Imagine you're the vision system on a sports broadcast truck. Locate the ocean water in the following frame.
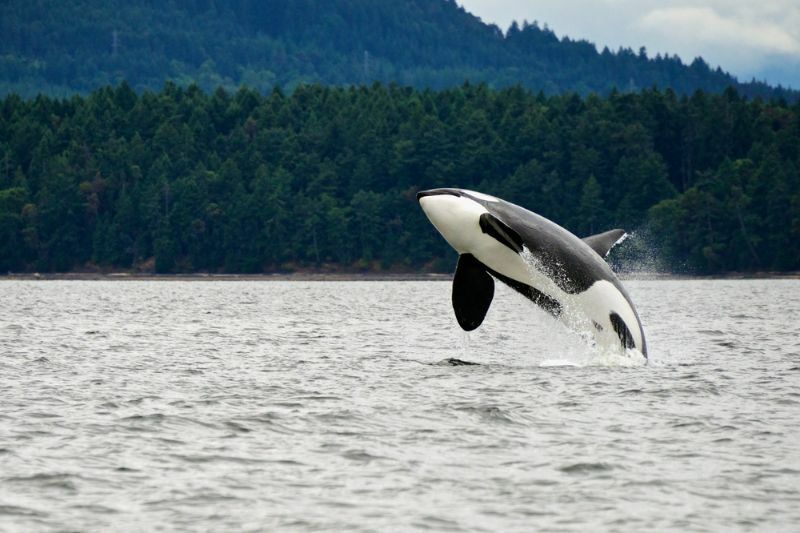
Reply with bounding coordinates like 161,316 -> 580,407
0,279 -> 798,531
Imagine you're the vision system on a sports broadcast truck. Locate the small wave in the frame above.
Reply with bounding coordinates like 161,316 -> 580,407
120,413 -> 220,433
268,402 -> 304,408
0,504 -> 46,517
5,473 -> 79,491
224,421 -> 252,433
435,357 -> 480,366
623,479 -> 667,487
171,454 -> 267,465
559,462 -> 615,474
145,492 -> 242,507
294,395 -> 341,401
539,359 -> 580,367
341,449 -> 384,462
454,404 -> 517,425
671,421 -> 707,430
243,413 -> 294,434
28,412 -> 61,419
767,467 -> 800,475
69,504 -> 119,514
715,340 -> 739,348
775,398 -> 799,405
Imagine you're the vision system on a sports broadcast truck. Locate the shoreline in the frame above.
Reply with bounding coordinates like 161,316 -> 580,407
1,271 -> 799,281
0,271 -> 452,282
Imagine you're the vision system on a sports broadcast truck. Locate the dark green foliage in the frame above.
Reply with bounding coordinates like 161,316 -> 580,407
0,0 -> 796,100
0,83 -> 798,274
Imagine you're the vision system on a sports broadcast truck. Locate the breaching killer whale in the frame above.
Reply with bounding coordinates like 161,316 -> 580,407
417,188 -> 647,357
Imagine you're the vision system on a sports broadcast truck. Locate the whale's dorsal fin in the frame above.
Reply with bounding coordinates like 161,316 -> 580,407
452,254 -> 495,331
582,229 -> 627,258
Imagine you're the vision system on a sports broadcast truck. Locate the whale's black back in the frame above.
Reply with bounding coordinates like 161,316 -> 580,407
466,193 -> 620,295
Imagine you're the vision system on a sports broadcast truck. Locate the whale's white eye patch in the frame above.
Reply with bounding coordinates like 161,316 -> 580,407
464,190 -> 498,202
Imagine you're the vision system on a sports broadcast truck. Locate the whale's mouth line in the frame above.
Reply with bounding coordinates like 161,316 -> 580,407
416,189 -> 461,201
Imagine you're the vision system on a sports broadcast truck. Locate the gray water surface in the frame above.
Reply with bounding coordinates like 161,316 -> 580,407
1,279 -> 799,531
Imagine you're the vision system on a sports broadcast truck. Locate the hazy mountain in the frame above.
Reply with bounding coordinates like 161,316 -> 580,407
1,0 -> 796,99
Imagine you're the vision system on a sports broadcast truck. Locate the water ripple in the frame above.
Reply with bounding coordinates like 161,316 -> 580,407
0,279 -> 798,531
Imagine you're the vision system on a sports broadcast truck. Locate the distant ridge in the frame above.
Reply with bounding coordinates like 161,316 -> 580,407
0,0 -> 796,99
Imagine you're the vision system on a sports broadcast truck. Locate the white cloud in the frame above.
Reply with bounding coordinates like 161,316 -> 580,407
638,6 -> 800,59
457,0 -> 800,88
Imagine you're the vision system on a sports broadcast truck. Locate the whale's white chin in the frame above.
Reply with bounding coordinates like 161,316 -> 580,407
420,194 -> 543,291
418,194 -> 487,254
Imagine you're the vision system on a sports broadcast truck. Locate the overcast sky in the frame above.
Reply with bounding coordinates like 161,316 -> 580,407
457,0 -> 800,89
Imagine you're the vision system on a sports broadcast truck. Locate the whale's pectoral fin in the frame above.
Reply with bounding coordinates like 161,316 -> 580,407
452,254 -> 495,331
479,213 -> 523,253
582,229 -> 627,258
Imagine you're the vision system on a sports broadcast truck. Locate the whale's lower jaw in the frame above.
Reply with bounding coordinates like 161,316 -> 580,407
418,194 -> 487,254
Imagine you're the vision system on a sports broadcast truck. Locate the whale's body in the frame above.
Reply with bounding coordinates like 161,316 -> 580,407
418,188 -> 647,357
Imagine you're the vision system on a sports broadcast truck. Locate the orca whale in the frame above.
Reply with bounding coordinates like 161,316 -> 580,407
417,188 -> 647,357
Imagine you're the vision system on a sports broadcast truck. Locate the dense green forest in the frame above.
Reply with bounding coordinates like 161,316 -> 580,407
1,83 -> 798,274
1,0 -> 796,100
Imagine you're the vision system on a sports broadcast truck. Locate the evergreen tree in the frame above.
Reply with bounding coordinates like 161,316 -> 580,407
0,83 -> 797,274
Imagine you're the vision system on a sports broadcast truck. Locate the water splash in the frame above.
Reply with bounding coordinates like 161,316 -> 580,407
460,330 -> 471,357
607,226 -> 675,277
539,348 -> 646,368
519,246 -> 594,342
518,245 -> 647,367
583,347 -> 647,367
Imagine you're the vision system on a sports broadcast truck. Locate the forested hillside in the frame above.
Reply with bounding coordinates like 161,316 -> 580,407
0,0 -> 796,100
1,83 -> 798,274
